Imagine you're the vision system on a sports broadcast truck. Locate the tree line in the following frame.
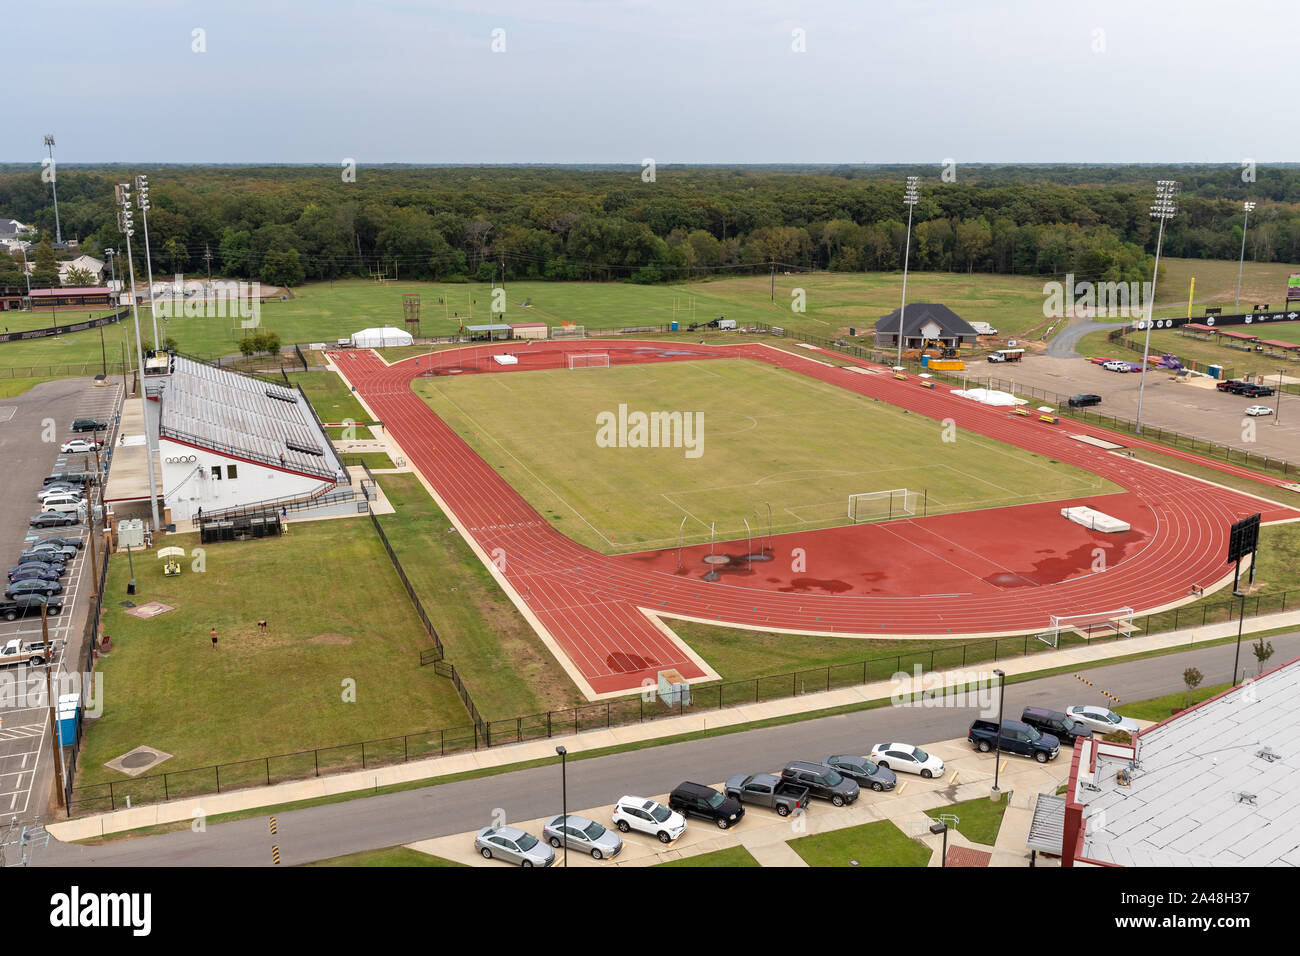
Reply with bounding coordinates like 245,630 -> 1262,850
2,164 -> 1298,291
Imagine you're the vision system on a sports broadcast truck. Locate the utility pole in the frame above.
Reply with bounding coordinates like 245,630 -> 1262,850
41,602 -> 65,808
770,260 -> 775,302
85,453 -> 100,599
99,326 -> 107,377
203,242 -> 213,284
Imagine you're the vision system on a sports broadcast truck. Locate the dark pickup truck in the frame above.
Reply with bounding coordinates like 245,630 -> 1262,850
968,719 -> 1060,763
724,773 -> 810,817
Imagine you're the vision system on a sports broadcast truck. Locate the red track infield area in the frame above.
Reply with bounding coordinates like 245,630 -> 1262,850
333,341 -> 1299,696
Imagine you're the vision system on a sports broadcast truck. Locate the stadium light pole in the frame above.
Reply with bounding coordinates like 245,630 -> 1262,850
19,245 -> 31,296
116,182 -> 163,535
136,175 -> 161,350
1135,180 -> 1178,436
895,176 -> 921,368
1234,202 -> 1255,313
43,135 -> 62,246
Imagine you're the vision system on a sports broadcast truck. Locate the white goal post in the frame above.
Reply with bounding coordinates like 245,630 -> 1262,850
1037,607 -> 1136,647
847,489 -> 919,523
567,352 -> 610,369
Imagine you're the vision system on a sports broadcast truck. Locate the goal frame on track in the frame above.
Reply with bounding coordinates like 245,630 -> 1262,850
847,488 -> 920,523
567,352 -> 611,369
1037,607 -> 1136,648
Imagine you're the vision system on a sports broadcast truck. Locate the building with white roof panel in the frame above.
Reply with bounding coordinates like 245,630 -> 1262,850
106,354 -> 347,524
1063,656 -> 1300,867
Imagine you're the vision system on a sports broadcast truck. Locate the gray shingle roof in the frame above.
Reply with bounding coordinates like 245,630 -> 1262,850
875,303 -> 978,337
159,357 -> 341,480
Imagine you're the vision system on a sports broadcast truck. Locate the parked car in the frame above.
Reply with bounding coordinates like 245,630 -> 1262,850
16,551 -> 67,569
1102,360 -> 1130,372
29,512 -> 79,529
869,743 -> 946,778
0,595 -> 63,622
70,418 -> 107,432
968,719 -> 1060,763
1243,384 -> 1275,397
473,825 -> 555,867
4,579 -> 62,599
21,542 -> 76,560
1245,405 -> 1274,417
43,473 -> 92,487
823,754 -> 897,792
1216,379 -> 1246,392
8,565 -> 62,583
30,536 -> 82,550
1067,393 -> 1102,408
668,781 -> 745,830
1020,706 -> 1093,745
1065,705 -> 1139,736
781,760 -> 859,807
37,484 -> 81,501
611,796 -> 686,844
60,439 -> 102,454
723,773 -> 809,817
40,495 -> 84,515
541,814 -> 622,860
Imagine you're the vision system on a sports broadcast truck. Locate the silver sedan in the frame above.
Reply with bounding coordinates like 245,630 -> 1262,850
542,814 -> 623,860
474,825 -> 555,867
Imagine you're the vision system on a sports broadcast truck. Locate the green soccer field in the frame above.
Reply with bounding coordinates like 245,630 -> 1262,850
412,358 -> 1119,553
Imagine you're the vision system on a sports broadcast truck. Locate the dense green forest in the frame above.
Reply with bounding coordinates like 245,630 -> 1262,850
2,164 -> 1298,290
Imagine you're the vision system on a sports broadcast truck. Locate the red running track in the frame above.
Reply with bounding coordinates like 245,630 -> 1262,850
333,341 -> 1298,697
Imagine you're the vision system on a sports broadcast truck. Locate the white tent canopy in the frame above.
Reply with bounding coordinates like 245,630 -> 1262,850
350,326 -> 413,348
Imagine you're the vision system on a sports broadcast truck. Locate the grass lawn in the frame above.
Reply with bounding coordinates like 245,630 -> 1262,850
76,521 -> 472,795
788,819 -> 930,867
656,846 -> 761,867
925,794 -> 1011,846
1121,681 -> 1234,721
413,357 -> 1118,553
0,376 -> 46,398
374,474 -> 584,715
287,370 -> 373,423
305,846 -> 466,867
344,451 -> 397,470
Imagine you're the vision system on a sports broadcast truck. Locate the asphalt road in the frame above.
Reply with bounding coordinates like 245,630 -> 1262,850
42,632 -> 1300,867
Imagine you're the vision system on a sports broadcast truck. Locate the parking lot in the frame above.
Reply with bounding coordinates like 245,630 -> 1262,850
985,354 -> 1300,462
0,378 -> 121,822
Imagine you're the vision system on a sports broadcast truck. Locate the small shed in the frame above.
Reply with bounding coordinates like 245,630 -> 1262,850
509,322 -> 548,341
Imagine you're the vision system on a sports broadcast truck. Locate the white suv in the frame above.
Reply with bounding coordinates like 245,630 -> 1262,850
1102,360 -> 1130,372
611,796 -> 686,844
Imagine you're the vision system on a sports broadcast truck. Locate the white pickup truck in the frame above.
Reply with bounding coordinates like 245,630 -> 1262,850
0,639 -> 54,667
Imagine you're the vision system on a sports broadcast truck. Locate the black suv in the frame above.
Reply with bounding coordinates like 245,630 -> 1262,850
43,473 -> 93,487
70,418 -> 107,432
668,782 -> 745,830
1068,393 -> 1102,408
1,595 -> 64,621
1021,706 -> 1093,745
781,760 -> 859,807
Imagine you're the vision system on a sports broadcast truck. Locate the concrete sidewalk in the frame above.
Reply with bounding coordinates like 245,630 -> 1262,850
47,609 -> 1298,842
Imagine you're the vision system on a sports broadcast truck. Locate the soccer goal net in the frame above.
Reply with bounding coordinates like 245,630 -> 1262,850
552,325 -> 587,340
567,352 -> 610,369
847,489 -> 920,523
1038,607 -> 1136,647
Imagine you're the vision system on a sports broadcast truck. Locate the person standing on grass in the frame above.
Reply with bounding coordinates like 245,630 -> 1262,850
210,627 -> 218,651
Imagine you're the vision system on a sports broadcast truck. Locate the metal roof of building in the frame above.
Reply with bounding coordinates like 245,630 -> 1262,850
1075,658 -> 1300,867
158,357 -> 341,480
466,323 -> 511,331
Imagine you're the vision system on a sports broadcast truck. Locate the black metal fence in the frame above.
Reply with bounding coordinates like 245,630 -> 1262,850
64,580 -> 1297,815
61,535 -> 112,813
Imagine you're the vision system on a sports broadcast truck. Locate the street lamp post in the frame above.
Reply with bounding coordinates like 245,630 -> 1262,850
555,745 -> 568,867
1275,368 -> 1284,423
1135,180 -> 1179,435
991,668 -> 1006,800
1235,201 -> 1255,312
895,176 -> 921,368
929,821 -> 949,867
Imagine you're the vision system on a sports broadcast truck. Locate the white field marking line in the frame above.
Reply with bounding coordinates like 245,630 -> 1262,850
656,494 -> 711,533
424,383 -> 612,544
903,521 -> 1039,587
874,521 -> 1015,589
948,431 -> 1111,492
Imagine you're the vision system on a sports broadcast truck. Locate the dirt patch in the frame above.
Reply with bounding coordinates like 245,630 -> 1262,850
310,632 -> 354,645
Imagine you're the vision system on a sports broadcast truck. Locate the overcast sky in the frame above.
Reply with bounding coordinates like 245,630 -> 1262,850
7,0 -> 1295,164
